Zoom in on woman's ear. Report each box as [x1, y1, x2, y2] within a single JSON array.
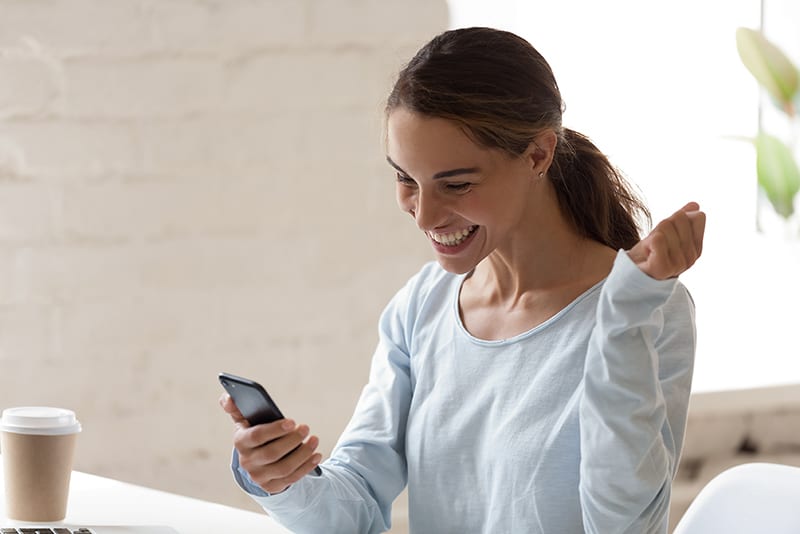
[[525, 129, 557, 176]]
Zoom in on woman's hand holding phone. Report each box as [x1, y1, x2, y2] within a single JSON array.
[[219, 393, 323, 494]]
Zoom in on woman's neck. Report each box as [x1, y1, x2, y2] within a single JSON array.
[[457, 175, 620, 342]]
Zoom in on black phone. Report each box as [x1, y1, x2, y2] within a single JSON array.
[[219, 372, 322, 476]]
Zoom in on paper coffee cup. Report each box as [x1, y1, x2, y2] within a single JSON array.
[[1, 406, 82, 521]]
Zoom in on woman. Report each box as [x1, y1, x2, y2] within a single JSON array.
[[221, 27, 705, 533]]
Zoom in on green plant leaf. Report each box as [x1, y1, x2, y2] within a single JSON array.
[[756, 131, 800, 218], [736, 27, 799, 115]]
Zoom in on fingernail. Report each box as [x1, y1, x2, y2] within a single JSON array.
[[312, 454, 322, 464], [281, 419, 294, 430]]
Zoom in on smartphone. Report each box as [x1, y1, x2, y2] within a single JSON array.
[[219, 372, 322, 476]]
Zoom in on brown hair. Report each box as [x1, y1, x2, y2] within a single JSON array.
[[386, 27, 650, 250]]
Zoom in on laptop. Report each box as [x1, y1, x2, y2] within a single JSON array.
[[0, 526, 178, 533]]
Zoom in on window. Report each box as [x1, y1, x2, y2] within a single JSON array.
[[448, 0, 800, 392]]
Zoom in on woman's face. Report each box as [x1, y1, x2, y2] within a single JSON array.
[[386, 108, 538, 274]]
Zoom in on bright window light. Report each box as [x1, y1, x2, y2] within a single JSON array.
[[447, 0, 800, 393]]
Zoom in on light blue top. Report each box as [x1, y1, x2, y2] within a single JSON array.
[[231, 250, 696, 533]]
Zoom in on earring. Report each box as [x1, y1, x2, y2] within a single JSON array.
[[538, 171, 544, 178]]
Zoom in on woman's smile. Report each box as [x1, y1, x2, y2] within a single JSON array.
[[426, 225, 479, 254]]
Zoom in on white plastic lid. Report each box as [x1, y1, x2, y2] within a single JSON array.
[[0, 406, 82, 436]]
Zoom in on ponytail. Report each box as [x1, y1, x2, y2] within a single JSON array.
[[550, 129, 650, 250]]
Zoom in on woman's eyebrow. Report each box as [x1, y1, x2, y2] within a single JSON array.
[[386, 156, 480, 180]]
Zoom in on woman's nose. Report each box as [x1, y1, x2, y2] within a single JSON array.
[[410, 188, 445, 231]]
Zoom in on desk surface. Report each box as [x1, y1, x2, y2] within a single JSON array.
[[0, 459, 291, 533]]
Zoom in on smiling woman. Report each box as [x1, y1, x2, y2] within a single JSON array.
[[221, 27, 706, 534]]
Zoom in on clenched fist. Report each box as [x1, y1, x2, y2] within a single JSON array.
[[627, 202, 706, 280]]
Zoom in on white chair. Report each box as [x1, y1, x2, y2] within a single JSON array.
[[673, 462, 800, 533]]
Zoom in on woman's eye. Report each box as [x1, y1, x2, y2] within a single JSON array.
[[446, 182, 471, 192], [396, 173, 416, 186]]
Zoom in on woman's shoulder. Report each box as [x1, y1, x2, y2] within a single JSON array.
[[414, 260, 455, 282], [399, 260, 461, 300], [382, 261, 461, 317], [378, 261, 461, 340]]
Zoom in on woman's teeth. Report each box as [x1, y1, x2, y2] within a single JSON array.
[[430, 225, 477, 246]]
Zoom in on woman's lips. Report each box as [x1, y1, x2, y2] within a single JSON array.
[[427, 225, 479, 254]]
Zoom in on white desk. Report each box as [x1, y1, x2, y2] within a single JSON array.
[[0, 458, 292, 533]]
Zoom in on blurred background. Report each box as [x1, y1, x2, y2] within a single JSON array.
[[1, 0, 798, 533]]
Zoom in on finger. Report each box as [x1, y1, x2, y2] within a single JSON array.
[[263, 452, 324, 495], [676, 201, 705, 255], [235, 418, 296, 449], [672, 207, 707, 270], [245, 434, 318, 485], [219, 393, 239, 415], [642, 229, 674, 279], [250, 437, 322, 494], [664, 201, 707, 269], [248, 425, 311, 467], [687, 209, 706, 256], [666, 210, 698, 271], [219, 394, 248, 425], [261, 434, 319, 480], [679, 201, 700, 214]]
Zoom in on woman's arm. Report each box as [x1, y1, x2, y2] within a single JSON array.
[[223, 275, 419, 534], [579, 251, 695, 533], [578, 203, 705, 533]]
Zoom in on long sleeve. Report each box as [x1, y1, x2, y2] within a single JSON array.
[[579, 250, 696, 533], [230, 275, 417, 534]]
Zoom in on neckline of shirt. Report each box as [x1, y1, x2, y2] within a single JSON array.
[[451, 273, 608, 346]]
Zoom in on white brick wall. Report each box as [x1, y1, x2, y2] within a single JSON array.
[[0, 2, 448, 531]]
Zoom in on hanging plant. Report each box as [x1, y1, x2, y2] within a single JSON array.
[[736, 27, 800, 226]]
